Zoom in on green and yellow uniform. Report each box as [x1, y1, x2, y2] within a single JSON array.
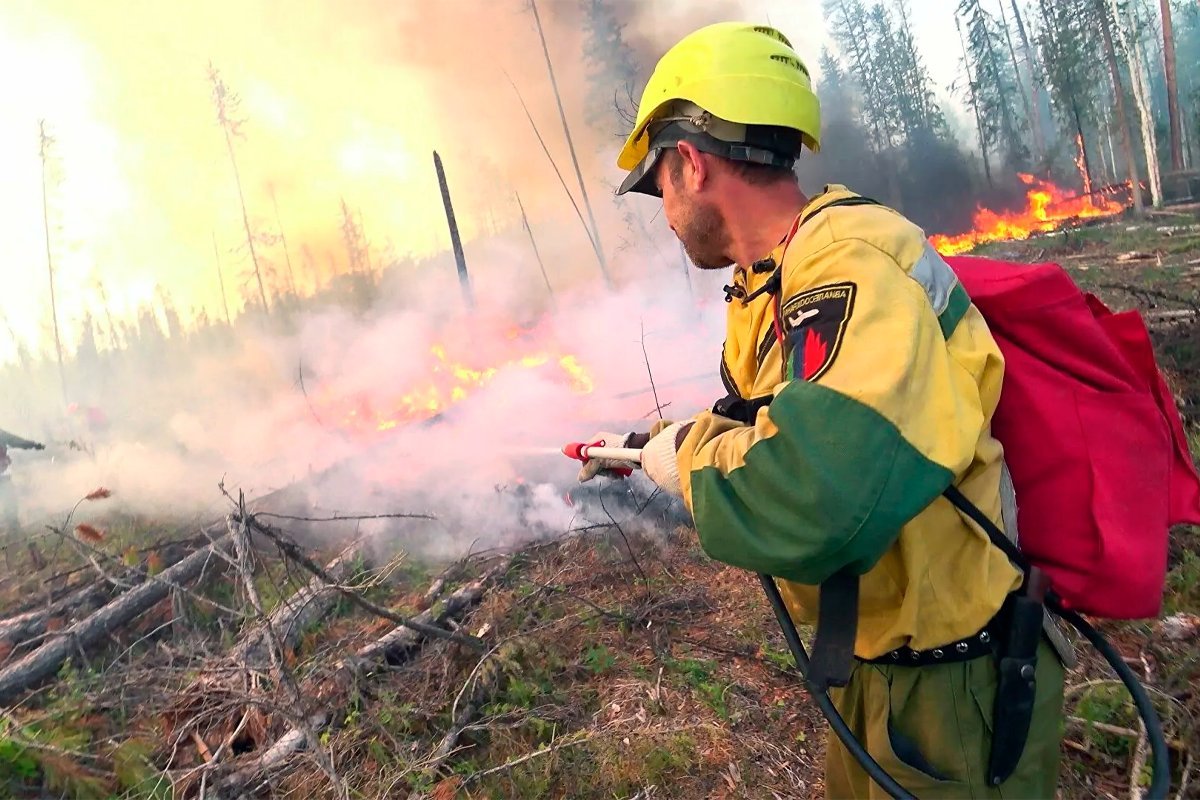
[[670, 186, 1065, 798], [614, 21, 1066, 799]]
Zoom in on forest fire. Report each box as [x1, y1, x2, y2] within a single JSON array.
[[317, 343, 595, 438], [929, 173, 1128, 256]]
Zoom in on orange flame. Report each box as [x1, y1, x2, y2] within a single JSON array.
[[929, 173, 1127, 256], [319, 343, 594, 437], [1074, 134, 1092, 195]]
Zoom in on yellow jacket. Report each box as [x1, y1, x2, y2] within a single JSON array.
[[674, 185, 1021, 658]]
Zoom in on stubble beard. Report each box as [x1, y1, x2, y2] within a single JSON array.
[[677, 200, 733, 270]]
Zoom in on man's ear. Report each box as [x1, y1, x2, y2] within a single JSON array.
[[675, 140, 709, 191]]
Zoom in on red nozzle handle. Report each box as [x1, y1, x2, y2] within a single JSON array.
[[562, 442, 589, 461], [561, 441, 632, 478]]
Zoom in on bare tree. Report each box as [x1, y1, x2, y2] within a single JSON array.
[[208, 63, 270, 314], [92, 279, 120, 350], [37, 121, 67, 407], [270, 186, 298, 297], [529, 0, 612, 288], [339, 198, 371, 277], [212, 231, 233, 324], [515, 191, 554, 302]]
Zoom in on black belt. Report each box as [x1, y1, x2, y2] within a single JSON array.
[[863, 615, 1003, 667]]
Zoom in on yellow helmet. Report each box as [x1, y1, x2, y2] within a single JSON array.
[[616, 22, 820, 196]]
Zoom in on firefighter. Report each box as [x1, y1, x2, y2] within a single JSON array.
[[578, 22, 1066, 799], [0, 429, 44, 537]]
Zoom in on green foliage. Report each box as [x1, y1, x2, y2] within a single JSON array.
[[664, 656, 733, 720], [1035, 0, 1099, 125], [0, 729, 39, 783], [113, 739, 171, 799], [958, 0, 1029, 171], [582, 643, 616, 675], [1075, 683, 1136, 758], [760, 643, 797, 674], [0, 716, 115, 800], [1166, 541, 1200, 614], [824, 0, 950, 153], [814, 1, 979, 232], [639, 733, 697, 785]]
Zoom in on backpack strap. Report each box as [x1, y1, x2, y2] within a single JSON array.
[[943, 485, 1029, 572], [807, 567, 860, 690]]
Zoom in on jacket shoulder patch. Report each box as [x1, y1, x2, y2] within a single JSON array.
[[780, 282, 856, 382]]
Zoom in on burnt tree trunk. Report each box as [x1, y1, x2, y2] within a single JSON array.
[[0, 538, 228, 703]]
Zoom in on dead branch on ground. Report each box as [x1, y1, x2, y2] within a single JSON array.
[[0, 535, 229, 703]]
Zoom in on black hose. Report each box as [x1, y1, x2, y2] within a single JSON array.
[[760, 576, 1171, 800], [1053, 604, 1170, 800], [759, 573, 917, 800]]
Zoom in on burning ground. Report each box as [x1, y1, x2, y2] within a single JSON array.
[[1, 210, 1200, 799]]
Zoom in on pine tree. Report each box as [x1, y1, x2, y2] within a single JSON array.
[[1007, 0, 1052, 162], [810, 48, 876, 174], [824, 0, 920, 205], [865, 5, 906, 150], [996, 0, 1043, 159], [824, 0, 889, 152], [958, 0, 1029, 172], [891, 0, 948, 143], [580, 0, 639, 131], [955, 13, 995, 186], [1036, 0, 1102, 186]]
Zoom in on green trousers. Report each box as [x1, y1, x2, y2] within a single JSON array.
[[824, 638, 1064, 799]]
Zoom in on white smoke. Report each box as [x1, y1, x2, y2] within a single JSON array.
[[3, 227, 729, 558]]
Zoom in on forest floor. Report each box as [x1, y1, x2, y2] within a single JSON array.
[[1, 213, 1199, 799]]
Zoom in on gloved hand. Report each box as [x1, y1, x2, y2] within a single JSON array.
[[576, 431, 650, 483], [641, 422, 694, 497]]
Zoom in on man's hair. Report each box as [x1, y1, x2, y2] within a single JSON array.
[[665, 148, 796, 189]]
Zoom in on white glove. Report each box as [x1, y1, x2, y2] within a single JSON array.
[[642, 422, 688, 497], [576, 431, 641, 483]]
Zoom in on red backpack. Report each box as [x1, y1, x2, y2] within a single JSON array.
[[944, 255, 1200, 619]]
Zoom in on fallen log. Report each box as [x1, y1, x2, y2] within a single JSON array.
[[1145, 309, 1198, 322], [351, 566, 496, 669], [228, 541, 364, 670], [213, 560, 506, 795], [236, 513, 481, 650], [0, 536, 229, 703], [0, 581, 111, 657]]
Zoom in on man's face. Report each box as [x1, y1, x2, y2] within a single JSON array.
[[657, 150, 733, 270]]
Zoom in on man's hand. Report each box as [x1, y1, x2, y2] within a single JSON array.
[[576, 431, 650, 482], [641, 422, 694, 497]]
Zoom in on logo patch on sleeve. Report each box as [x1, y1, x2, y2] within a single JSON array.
[[779, 282, 856, 381]]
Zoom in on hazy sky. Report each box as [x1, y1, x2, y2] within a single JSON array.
[[0, 0, 974, 365]]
